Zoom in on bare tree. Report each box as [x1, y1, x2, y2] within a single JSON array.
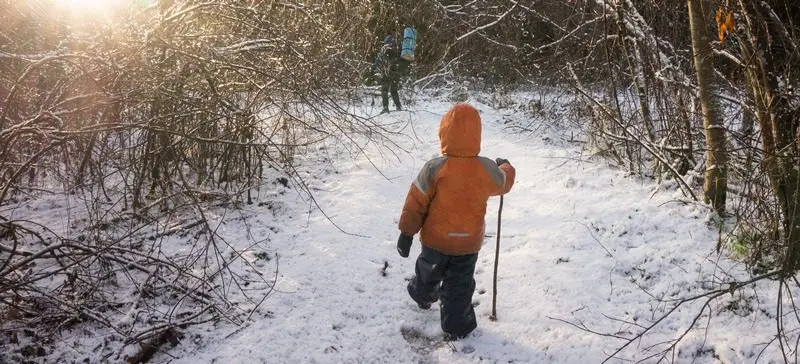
[[688, 0, 727, 213], [0, 1, 405, 362], [733, 0, 800, 271]]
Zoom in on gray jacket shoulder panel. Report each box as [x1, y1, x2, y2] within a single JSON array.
[[413, 157, 447, 194], [478, 156, 505, 188]]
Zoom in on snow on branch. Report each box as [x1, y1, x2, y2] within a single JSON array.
[[593, 0, 692, 86], [456, 1, 519, 41], [0, 50, 67, 61], [212, 39, 277, 55]]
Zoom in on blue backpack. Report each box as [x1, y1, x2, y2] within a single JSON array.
[[400, 26, 417, 61]]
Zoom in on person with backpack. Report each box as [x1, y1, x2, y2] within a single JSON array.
[[398, 25, 417, 80], [372, 35, 402, 114], [395, 103, 516, 340]]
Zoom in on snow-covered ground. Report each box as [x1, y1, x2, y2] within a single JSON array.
[[158, 96, 780, 364], [3, 95, 789, 363]]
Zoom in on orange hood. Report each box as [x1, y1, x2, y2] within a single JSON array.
[[438, 103, 481, 157]]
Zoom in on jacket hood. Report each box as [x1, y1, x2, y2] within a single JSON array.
[[439, 103, 481, 157]]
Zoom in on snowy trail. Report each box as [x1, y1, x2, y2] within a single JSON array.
[[172, 100, 763, 363]]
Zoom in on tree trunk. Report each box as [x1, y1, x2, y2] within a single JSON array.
[[688, 0, 727, 213], [736, 0, 800, 271]]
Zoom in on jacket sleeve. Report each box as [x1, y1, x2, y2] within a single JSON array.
[[398, 159, 440, 236], [489, 162, 516, 196]]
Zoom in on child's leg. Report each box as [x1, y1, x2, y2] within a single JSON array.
[[439, 253, 479, 338], [407, 245, 447, 307]]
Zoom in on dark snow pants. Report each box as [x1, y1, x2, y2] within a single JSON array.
[[381, 78, 401, 111], [407, 245, 478, 338]]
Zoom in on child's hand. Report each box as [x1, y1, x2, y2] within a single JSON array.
[[495, 158, 510, 166], [397, 234, 413, 258]]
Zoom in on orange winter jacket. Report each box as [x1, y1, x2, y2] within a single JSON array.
[[398, 103, 516, 255]]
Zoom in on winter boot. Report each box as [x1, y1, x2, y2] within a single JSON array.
[[407, 284, 432, 309]]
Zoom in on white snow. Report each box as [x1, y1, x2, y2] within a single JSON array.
[[160, 96, 785, 363], [3, 94, 791, 363]]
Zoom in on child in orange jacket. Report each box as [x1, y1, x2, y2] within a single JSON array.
[[396, 103, 515, 339]]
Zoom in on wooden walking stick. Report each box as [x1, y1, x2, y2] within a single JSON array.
[[489, 194, 503, 321]]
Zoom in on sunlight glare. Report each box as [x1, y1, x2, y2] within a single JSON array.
[[52, 0, 127, 20]]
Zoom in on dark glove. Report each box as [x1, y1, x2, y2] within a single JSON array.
[[397, 234, 413, 258], [495, 158, 510, 166]]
